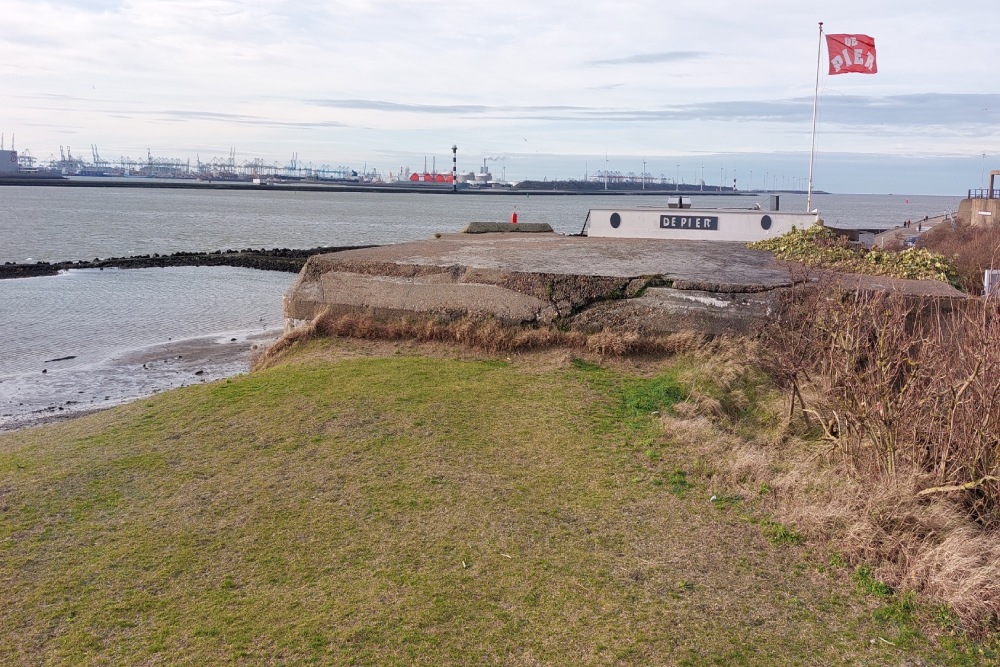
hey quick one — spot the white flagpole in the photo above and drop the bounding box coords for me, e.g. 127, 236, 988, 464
807, 21, 823, 213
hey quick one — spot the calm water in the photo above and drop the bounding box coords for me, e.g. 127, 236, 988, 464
0, 266, 288, 429
0, 186, 963, 428
0, 187, 960, 263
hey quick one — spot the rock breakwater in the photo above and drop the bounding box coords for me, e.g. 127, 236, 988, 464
0, 246, 375, 280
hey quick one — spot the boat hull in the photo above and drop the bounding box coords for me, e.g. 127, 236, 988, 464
587, 207, 818, 242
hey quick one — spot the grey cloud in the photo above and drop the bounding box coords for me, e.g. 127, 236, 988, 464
306, 93, 1000, 129
309, 99, 582, 114
115, 109, 349, 129
530, 94, 1000, 126
305, 96, 807, 123
35, 93, 93, 101
587, 51, 709, 66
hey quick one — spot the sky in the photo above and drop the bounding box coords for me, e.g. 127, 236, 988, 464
3, 0, 999, 195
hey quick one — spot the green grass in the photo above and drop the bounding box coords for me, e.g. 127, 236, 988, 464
0, 343, 990, 665
854, 566, 895, 598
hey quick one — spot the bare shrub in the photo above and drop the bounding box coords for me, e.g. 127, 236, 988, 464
764, 285, 1000, 524
585, 292, 1000, 634
680, 329, 1000, 633
922, 221, 1000, 294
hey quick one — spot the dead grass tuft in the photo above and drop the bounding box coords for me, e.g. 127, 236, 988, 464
585, 330, 641, 355
254, 309, 708, 371
785, 470, 1000, 631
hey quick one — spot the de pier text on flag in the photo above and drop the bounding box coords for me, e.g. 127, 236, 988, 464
826, 33, 877, 75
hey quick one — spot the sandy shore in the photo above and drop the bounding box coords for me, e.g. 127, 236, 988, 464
0, 329, 281, 433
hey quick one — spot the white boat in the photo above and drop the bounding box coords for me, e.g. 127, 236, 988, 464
586, 196, 819, 242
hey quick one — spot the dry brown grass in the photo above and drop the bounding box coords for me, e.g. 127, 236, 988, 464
661, 346, 1000, 635
668, 290, 1000, 636
765, 458, 1000, 634
255, 309, 707, 371
922, 220, 1000, 294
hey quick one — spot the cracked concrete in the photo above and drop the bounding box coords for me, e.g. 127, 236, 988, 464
284, 232, 965, 336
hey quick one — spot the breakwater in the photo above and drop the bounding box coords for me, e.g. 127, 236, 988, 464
0, 246, 374, 280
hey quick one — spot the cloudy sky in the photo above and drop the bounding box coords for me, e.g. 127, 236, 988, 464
3, 0, 998, 194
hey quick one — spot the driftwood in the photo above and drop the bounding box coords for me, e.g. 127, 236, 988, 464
917, 476, 1000, 497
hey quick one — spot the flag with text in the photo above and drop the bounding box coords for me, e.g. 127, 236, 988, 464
826, 33, 877, 74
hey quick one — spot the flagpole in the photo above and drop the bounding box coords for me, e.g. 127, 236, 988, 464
807, 21, 823, 213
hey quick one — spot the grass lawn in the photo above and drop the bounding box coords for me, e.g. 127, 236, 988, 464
0, 340, 989, 665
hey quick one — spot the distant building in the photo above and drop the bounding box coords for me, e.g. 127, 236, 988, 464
0, 150, 17, 174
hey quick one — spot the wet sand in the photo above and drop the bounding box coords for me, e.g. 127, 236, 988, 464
0, 329, 280, 433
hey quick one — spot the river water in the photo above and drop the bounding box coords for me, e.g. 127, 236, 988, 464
0, 186, 962, 429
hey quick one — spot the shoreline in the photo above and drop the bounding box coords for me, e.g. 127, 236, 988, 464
0, 328, 281, 433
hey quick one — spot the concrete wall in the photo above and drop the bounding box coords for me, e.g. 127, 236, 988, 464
957, 198, 1000, 227
284, 234, 966, 339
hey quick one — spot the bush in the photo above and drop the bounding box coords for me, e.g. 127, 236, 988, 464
761, 285, 1000, 525
749, 226, 961, 287
920, 221, 1000, 294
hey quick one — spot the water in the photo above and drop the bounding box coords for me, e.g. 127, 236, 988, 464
0, 266, 289, 429
0, 186, 963, 429
1, 267, 286, 375
0, 187, 960, 263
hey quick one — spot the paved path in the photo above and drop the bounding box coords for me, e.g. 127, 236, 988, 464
874, 213, 952, 247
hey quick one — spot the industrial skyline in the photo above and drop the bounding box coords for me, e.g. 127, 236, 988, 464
0, 137, 826, 192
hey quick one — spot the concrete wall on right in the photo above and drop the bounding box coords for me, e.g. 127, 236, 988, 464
957, 198, 1000, 227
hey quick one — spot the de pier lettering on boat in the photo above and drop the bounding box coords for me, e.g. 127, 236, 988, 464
659, 215, 719, 231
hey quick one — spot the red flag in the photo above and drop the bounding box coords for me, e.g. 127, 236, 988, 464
826, 33, 877, 75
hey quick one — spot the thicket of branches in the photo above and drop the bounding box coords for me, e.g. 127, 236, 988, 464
920, 220, 1000, 294
762, 285, 1000, 525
